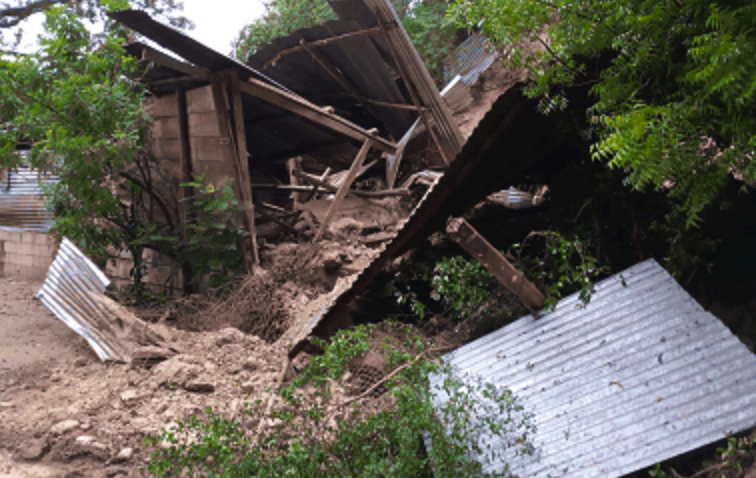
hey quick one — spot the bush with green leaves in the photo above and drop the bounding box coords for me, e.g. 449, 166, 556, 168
144, 323, 535, 477
450, 0, 756, 227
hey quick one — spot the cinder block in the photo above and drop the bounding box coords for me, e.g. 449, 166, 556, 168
33, 255, 53, 270
187, 85, 215, 114
5, 241, 34, 256
2, 231, 21, 244
34, 233, 54, 245
152, 93, 179, 118
21, 232, 36, 244
188, 112, 220, 138
153, 117, 180, 139
190, 137, 226, 162
8, 254, 34, 267
34, 243, 57, 258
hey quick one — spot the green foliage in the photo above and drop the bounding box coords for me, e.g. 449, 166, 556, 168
0, 7, 147, 263
233, 0, 337, 59
451, 0, 756, 226
513, 232, 607, 311
431, 255, 498, 321
144, 323, 535, 477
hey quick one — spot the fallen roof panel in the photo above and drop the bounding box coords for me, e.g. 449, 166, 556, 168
281, 85, 560, 355
247, 20, 415, 142
432, 259, 756, 477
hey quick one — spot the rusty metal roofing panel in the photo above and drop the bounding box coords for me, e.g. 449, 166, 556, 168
36, 237, 132, 362
431, 259, 756, 478
0, 166, 57, 232
246, 20, 415, 141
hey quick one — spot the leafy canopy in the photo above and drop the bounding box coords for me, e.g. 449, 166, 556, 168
452, 0, 756, 226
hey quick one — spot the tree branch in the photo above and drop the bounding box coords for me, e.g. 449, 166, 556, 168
0, 0, 70, 28
119, 170, 176, 230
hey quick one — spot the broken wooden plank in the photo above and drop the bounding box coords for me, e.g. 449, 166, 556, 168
446, 217, 546, 312
293, 170, 409, 198
209, 73, 257, 272
314, 139, 373, 242
176, 88, 195, 294
263, 26, 383, 69
238, 78, 398, 155
141, 46, 209, 81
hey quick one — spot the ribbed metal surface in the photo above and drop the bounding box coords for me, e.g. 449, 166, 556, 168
445, 33, 496, 84
0, 166, 57, 232
37, 237, 132, 362
461, 52, 498, 86
330, 0, 465, 164
432, 259, 756, 478
247, 20, 415, 142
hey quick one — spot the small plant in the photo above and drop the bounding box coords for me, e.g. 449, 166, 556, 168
513, 231, 606, 310
144, 324, 536, 477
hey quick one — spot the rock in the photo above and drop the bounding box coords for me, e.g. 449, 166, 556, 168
75, 436, 109, 461
17, 438, 49, 461
80, 423, 91, 431
50, 419, 81, 436
110, 447, 133, 464
152, 356, 202, 388
131, 346, 174, 368
240, 381, 256, 394
75, 435, 96, 447
184, 380, 215, 393
215, 328, 246, 347
119, 389, 142, 405
0, 401, 13, 408
242, 357, 263, 372
73, 357, 88, 368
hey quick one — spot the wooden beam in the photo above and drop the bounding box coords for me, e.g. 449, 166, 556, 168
238, 77, 398, 155
316, 92, 422, 112
446, 218, 546, 313
313, 139, 373, 242
375, 18, 452, 167
176, 88, 195, 294
209, 73, 256, 272
228, 70, 260, 266
141, 46, 209, 80
263, 26, 383, 69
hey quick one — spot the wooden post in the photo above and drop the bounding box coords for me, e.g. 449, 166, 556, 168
228, 71, 260, 266
446, 217, 546, 313
176, 88, 195, 294
313, 139, 373, 242
209, 72, 257, 272
286, 156, 302, 209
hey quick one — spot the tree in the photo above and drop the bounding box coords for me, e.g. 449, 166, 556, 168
233, 0, 462, 86
451, 0, 756, 226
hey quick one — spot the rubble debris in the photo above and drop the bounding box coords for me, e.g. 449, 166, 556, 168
17, 439, 48, 462
49, 420, 80, 436
446, 217, 545, 312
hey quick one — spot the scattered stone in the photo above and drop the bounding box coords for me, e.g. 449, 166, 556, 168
104, 465, 129, 477
73, 357, 88, 367
50, 419, 80, 436
242, 357, 263, 372
131, 346, 174, 368
184, 380, 215, 393
50, 374, 61, 383
17, 438, 48, 462
75, 435, 96, 447
80, 423, 91, 431
119, 389, 142, 405
152, 356, 202, 388
215, 328, 246, 347
0, 401, 13, 409
110, 447, 133, 464
240, 381, 256, 394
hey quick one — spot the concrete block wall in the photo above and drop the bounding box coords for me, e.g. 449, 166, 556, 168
0, 229, 58, 281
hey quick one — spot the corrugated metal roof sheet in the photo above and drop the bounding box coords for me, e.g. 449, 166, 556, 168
36, 237, 132, 362
431, 259, 756, 478
246, 20, 415, 142
0, 165, 57, 232
110, 11, 394, 168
